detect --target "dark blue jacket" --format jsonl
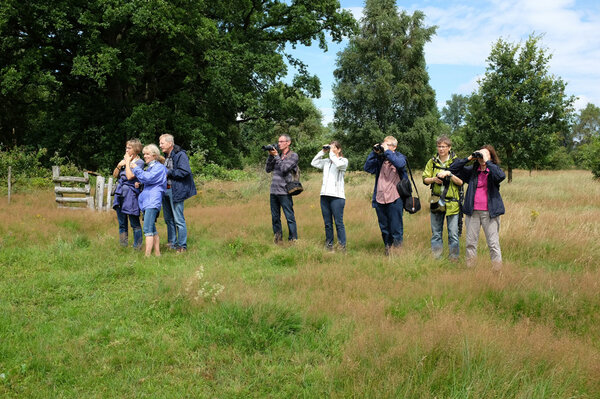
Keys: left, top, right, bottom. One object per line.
{"left": 364, "top": 150, "right": 407, "bottom": 207}
{"left": 166, "top": 145, "right": 197, "bottom": 203}
{"left": 449, "top": 158, "right": 505, "bottom": 218}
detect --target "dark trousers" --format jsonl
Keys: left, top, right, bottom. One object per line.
{"left": 270, "top": 194, "right": 298, "bottom": 240}
{"left": 375, "top": 198, "right": 404, "bottom": 247}
{"left": 115, "top": 206, "right": 142, "bottom": 248}
{"left": 320, "top": 195, "right": 346, "bottom": 247}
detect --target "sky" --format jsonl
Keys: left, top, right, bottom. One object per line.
{"left": 285, "top": 0, "right": 600, "bottom": 125}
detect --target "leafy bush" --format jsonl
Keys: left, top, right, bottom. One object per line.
{"left": 574, "top": 138, "right": 600, "bottom": 179}
{"left": 189, "top": 148, "right": 253, "bottom": 181}
{"left": 0, "top": 146, "right": 49, "bottom": 179}
{"left": 544, "top": 146, "right": 575, "bottom": 170}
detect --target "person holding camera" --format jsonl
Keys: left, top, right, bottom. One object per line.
{"left": 125, "top": 144, "right": 167, "bottom": 257}
{"left": 311, "top": 141, "right": 348, "bottom": 251}
{"left": 265, "top": 134, "right": 299, "bottom": 243}
{"left": 112, "top": 139, "right": 145, "bottom": 249}
{"left": 159, "top": 134, "right": 197, "bottom": 253}
{"left": 450, "top": 145, "right": 505, "bottom": 271}
{"left": 364, "top": 136, "right": 407, "bottom": 255}
{"left": 422, "top": 135, "right": 464, "bottom": 260}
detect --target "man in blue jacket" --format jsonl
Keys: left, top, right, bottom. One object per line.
{"left": 364, "top": 136, "right": 407, "bottom": 255}
{"left": 159, "top": 134, "right": 197, "bottom": 253}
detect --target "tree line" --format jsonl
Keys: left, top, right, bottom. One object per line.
{"left": 2, "top": 0, "right": 598, "bottom": 179}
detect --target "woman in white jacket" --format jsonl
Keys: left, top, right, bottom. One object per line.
{"left": 311, "top": 141, "right": 349, "bottom": 251}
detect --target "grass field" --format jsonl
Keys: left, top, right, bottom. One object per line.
{"left": 1, "top": 169, "right": 599, "bottom": 398}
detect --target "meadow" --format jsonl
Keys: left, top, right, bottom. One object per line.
{"left": 1, "top": 169, "right": 599, "bottom": 398}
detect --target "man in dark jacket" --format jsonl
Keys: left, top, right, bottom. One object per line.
{"left": 364, "top": 136, "right": 407, "bottom": 255}
{"left": 159, "top": 134, "right": 197, "bottom": 253}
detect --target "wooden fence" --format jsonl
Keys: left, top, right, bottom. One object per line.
{"left": 52, "top": 166, "right": 114, "bottom": 211}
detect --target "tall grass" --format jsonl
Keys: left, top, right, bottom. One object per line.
{"left": 1, "top": 169, "right": 599, "bottom": 398}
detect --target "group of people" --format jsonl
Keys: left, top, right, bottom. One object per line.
{"left": 266, "top": 134, "right": 505, "bottom": 270}
{"left": 111, "top": 134, "right": 196, "bottom": 257}
{"left": 113, "top": 132, "right": 505, "bottom": 268}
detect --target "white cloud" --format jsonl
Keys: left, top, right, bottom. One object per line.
{"left": 414, "top": 0, "right": 600, "bottom": 107}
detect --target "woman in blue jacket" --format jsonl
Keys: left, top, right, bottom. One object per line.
{"left": 450, "top": 145, "right": 505, "bottom": 271}
{"left": 112, "top": 139, "right": 144, "bottom": 249}
{"left": 125, "top": 144, "right": 167, "bottom": 257}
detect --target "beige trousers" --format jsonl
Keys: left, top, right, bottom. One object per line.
{"left": 465, "top": 210, "right": 502, "bottom": 267}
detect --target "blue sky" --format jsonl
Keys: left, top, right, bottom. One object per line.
{"left": 285, "top": 0, "right": 600, "bottom": 125}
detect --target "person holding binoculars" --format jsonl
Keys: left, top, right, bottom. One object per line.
{"left": 450, "top": 145, "right": 505, "bottom": 271}
{"left": 422, "top": 136, "right": 463, "bottom": 260}
{"left": 311, "top": 141, "right": 348, "bottom": 252}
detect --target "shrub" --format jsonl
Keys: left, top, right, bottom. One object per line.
{"left": 574, "top": 138, "right": 600, "bottom": 179}
{"left": 0, "top": 146, "right": 49, "bottom": 179}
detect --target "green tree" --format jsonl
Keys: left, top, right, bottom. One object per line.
{"left": 239, "top": 84, "right": 328, "bottom": 170}
{"left": 465, "top": 35, "right": 575, "bottom": 182}
{"left": 441, "top": 94, "right": 469, "bottom": 134}
{"left": 0, "top": 0, "right": 355, "bottom": 169}
{"left": 572, "top": 103, "right": 600, "bottom": 146}
{"left": 332, "top": 0, "right": 438, "bottom": 169}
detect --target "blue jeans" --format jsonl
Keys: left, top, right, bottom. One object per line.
{"left": 374, "top": 198, "right": 404, "bottom": 247}
{"left": 143, "top": 208, "right": 160, "bottom": 237}
{"left": 270, "top": 194, "right": 298, "bottom": 240}
{"left": 431, "top": 212, "right": 459, "bottom": 259}
{"left": 115, "top": 206, "right": 142, "bottom": 248}
{"left": 162, "top": 189, "right": 188, "bottom": 249}
{"left": 320, "top": 196, "right": 346, "bottom": 247}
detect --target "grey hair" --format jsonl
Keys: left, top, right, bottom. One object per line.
{"left": 159, "top": 134, "right": 174, "bottom": 145}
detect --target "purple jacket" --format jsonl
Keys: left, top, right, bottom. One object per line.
{"left": 133, "top": 160, "right": 167, "bottom": 212}
{"left": 112, "top": 158, "right": 144, "bottom": 215}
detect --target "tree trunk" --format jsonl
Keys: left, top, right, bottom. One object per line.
{"left": 508, "top": 167, "right": 513, "bottom": 183}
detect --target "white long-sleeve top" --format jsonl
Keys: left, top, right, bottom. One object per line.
{"left": 311, "top": 150, "right": 348, "bottom": 199}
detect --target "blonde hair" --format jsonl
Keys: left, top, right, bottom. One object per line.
{"left": 143, "top": 144, "right": 161, "bottom": 159}
{"left": 383, "top": 136, "right": 397, "bottom": 147}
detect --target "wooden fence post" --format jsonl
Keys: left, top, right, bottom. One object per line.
{"left": 105, "top": 177, "right": 113, "bottom": 211}
{"left": 7, "top": 166, "right": 11, "bottom": 204}
{"left": 95, "top": 175, "right": 105, "bottom": 211}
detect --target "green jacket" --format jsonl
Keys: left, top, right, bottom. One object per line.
{"left": 422, "top": 154, "right": 461, "bottom": 216}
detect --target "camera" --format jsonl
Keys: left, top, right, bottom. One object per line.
{"left": 472, "top": 151, "right": 483, "bottom": 159}
{"left": 373, "top": 143, "right": 384, "bottom": 153}
{"left": 323, "top": 145, "right": 331, "bottom": 151}
{"left": 262, "top": 143, "right": 279, "bottom": 152}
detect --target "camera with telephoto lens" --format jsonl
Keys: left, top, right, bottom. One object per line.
{"left": 472, "top": 151, "right": 483, "bottom": 159}
{"left": 262, "top": 143, "right": 279, "bottom": 151}
{"left": 373, "top": 143, "right": 384, "bottom": 153}
{"left": 323, "top": 145, "right": 331, "bottom": 151}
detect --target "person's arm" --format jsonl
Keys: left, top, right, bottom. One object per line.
{"left": 363, "top": 151, "right": 379, "bottom": 174}
{"left": 124, "top": 153, "right": 135, "bottom": 180}
{"left": 127, "top": 159, "right": 144, "bottom": 181}
{"left": 133, "top": 162, "right": 164, "bottom": 184}
{"left": 329, "top": 152, "right": 348, "bottom": 171}
{"left": 265, "top": 154, "right": 276, "bottom": 173}
{"left": 311, "top": 150, "right": 326, "bottom": 169}
{"left": 385, "top": 151, "right": 406, "bottom": 171}
{"left": 486, "top": 162, "right": 506, "bottom": 183}
{"left": 422, "top": 160, "right": 439, "bottom": 185}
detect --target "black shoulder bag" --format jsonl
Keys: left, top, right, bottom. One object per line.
{"left": 286, "top": 166, "right": 304, "bottom": 196}
{"left": 396, "top": 160, "right": 421, "bottom": 214}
